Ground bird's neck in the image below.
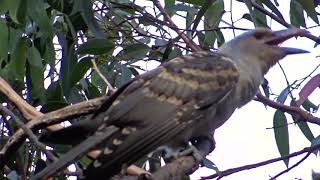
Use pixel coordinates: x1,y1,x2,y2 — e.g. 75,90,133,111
232,57,266,108
217,47,276,108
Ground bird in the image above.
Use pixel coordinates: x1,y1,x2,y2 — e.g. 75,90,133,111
33,28,308,180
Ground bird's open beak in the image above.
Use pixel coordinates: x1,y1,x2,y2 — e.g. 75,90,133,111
265,29,309,55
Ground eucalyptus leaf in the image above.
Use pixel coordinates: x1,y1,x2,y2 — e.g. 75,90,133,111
296,121,315,143
77,39,114,55
26,46,45,100
273,110,290,167
117,44,150,61
10,38,26,81
295,0,319,24
290,0,306,27
0,20,8,63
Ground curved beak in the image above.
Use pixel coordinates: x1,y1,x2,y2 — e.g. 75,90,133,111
265,29,310,55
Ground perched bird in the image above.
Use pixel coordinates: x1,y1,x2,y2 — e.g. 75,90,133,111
33,28,308,180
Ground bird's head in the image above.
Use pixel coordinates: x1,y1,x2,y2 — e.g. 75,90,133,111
218,28,309,72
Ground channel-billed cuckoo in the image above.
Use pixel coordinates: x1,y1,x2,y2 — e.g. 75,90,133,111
33,28,308,179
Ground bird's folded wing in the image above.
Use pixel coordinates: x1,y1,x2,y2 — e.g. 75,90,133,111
83,52,240,178
34,51,240,179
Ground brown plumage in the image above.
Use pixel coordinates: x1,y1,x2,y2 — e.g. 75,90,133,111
33,28,308,180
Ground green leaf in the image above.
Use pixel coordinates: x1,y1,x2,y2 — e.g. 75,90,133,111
252,3,268,27
77,39,114,55
45,81,64,102
69,57,92,89
202,158,220,172
0,20,9,63
261,78,270,98
116,65,132,87
164,0,176,16
276,87,290,104
26,46,44,99
117,44,150,60
198,31,216,49
160,42,173,62
60,44,77,98
243,1,268,27
8,28,23,53
83,81,101,99
176,0,206,6
302,99,319,113
186,7,196,38
290,0,306,27
0,0,10,13
77,0,104,38
168,47,182,60
10,38,26,81
79,155,93,168
9,0,27,24
205,0,224,27
214,30,225,47
43,39,56,66
27,0,54,38
310,135,320,155
273,110,290,167
259,0,284,20
296,121,315,142
41,101,69,113
42,81,68,112
296,0,319,24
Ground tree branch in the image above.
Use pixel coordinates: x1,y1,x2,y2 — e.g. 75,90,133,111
270,152,312,179
255,93,320,125
0,96,107,168
202,143,320,179
0,104,57,162
0,76,62,131
91,58,116,92
153,0,202,52
151,135,213,180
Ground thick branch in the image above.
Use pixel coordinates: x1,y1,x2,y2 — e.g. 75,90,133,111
0,76,61,130
0,96,106,168
152,136,213,180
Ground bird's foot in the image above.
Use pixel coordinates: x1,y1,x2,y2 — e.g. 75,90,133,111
177,145,204,163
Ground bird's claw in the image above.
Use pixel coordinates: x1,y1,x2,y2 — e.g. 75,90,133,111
177,145,204,163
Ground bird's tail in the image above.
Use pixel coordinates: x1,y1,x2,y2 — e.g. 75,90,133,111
30,126,119,180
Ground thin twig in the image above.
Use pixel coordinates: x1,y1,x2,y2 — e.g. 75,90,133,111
0,104,57,161
277,62,294,99
251,1,292,28
191,0,214,35
202,143,320,179
91,58,116,92
153,0,202,52
230,0,236,37
270,152,312,179
0,76,61,131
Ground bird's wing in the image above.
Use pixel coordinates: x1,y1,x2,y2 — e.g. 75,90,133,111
83,51,239,179
32,51,239,180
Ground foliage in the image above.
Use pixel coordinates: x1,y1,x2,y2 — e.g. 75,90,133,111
0,0,319,179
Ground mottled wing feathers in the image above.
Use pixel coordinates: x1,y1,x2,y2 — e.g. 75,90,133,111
157,51,239,109
82,51,239,179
